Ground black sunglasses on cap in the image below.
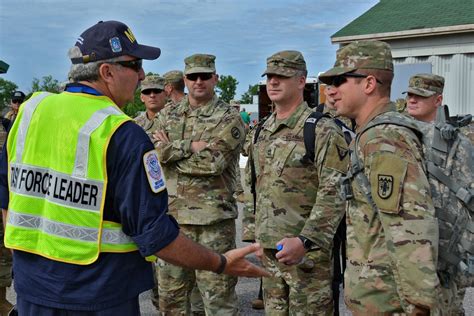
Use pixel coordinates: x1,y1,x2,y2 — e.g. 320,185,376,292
185,73,213,81
109,59,143,72
331,73,383,87
142,88,163,95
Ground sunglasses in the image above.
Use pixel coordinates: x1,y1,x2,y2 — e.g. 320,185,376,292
185,73,213,81
12,99,23,104
331,73,383,87
110,59,143,72
142,88,163,95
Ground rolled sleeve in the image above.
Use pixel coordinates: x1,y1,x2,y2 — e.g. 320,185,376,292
105,122,180,257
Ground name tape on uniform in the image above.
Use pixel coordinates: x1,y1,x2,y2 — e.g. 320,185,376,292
10,163,103,212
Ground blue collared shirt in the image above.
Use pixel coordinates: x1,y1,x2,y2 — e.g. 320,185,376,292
0,84,179,310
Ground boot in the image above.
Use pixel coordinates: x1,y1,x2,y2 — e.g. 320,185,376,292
0,287,13,315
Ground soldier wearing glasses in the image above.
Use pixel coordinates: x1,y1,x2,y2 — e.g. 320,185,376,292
319,40,443,315
0,22,267,315
135,74,167,140
154,54,245,316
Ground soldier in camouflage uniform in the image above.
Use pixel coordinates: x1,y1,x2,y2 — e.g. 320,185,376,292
404,73,444,122
134,74,167,140
248,50,348,315
403,73,470,315
134,74,167,310
163,70,185,110
154,54,245,316
319,41,445,315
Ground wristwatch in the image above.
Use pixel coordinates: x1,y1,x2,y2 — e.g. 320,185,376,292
298,235,315,250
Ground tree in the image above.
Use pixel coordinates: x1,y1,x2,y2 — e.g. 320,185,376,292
240,84,258,104
216,75,238,103
0,78,18,111
31,75,61,93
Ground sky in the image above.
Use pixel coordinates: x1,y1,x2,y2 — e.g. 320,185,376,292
0,0,379,99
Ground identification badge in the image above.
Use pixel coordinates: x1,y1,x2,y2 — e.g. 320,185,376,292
143,150,166,193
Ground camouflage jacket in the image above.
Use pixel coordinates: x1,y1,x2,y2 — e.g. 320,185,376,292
345,103,440,314
134,111,160,141
250,102,348,250
155,95,245,225
460,121,474,144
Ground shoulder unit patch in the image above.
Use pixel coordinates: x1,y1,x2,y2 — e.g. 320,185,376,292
143,150,166,193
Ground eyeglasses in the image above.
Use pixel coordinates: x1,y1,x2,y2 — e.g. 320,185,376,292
12,99,23,104
331,73,383,87
142,88,163,95
110,59,143,72
185,73,213,81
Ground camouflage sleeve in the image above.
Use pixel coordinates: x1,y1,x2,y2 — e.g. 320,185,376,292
174,111,245,176
154,110,193,163
300,122,348,251
363,127,440,310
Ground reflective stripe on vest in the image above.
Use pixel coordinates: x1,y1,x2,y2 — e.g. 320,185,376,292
5,92,136,265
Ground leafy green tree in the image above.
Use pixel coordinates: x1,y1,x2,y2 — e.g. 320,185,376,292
31,75,61,93
0,78,18,111
216,75,238,103
240,84,258,104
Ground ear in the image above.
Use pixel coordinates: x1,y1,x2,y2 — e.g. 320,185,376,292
297,76,306,89
435,94,443,106
364,75,378,94
98,63,114,83
140,94,145,102
214,73,219,82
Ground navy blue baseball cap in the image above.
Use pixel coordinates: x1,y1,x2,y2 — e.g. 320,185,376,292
71,20,161,64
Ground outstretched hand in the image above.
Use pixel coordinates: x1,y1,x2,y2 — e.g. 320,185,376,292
223,243,271,277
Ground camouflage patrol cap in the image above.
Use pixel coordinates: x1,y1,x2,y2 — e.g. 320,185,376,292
319,40,393,84
262,50,306,77
163,70,184,84
184,54,216,75
404,73,444,97
140,75,165,92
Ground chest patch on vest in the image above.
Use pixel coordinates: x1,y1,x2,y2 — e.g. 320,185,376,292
143,150,166,193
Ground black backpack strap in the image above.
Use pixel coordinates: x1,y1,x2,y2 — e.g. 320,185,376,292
250,115,271,213
315,103,325,113
301,111,328,165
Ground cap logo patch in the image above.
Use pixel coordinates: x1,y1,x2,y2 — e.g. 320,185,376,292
124,28,136,43
143,150,166,193
109,37,122,53
377,175,393,199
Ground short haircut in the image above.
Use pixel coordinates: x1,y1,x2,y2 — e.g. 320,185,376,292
356,69,393,96
68,46,123,82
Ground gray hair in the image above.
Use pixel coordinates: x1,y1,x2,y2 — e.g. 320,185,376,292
67,46,122,82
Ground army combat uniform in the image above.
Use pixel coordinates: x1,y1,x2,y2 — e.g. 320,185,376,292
345,104,442,314
134,111,160,139
250,101,348,315
155,94,244,315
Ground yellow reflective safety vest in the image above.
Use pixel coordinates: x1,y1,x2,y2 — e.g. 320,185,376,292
5,91,139,265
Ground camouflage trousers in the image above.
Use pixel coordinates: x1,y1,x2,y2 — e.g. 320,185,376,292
262,248,333,316
158,219,238,316
0,221,12,288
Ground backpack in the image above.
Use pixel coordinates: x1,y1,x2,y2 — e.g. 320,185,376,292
301,107,355,316
345,105,474,288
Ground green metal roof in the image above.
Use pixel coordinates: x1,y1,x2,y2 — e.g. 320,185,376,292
0,60,9,74
333,0,474,39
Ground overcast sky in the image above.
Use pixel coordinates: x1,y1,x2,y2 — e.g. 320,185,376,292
0,0,378,98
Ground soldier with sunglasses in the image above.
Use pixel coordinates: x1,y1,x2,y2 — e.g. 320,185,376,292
135,74,167,140
154,54,245,316
319,40,443,315
0,21,268,315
